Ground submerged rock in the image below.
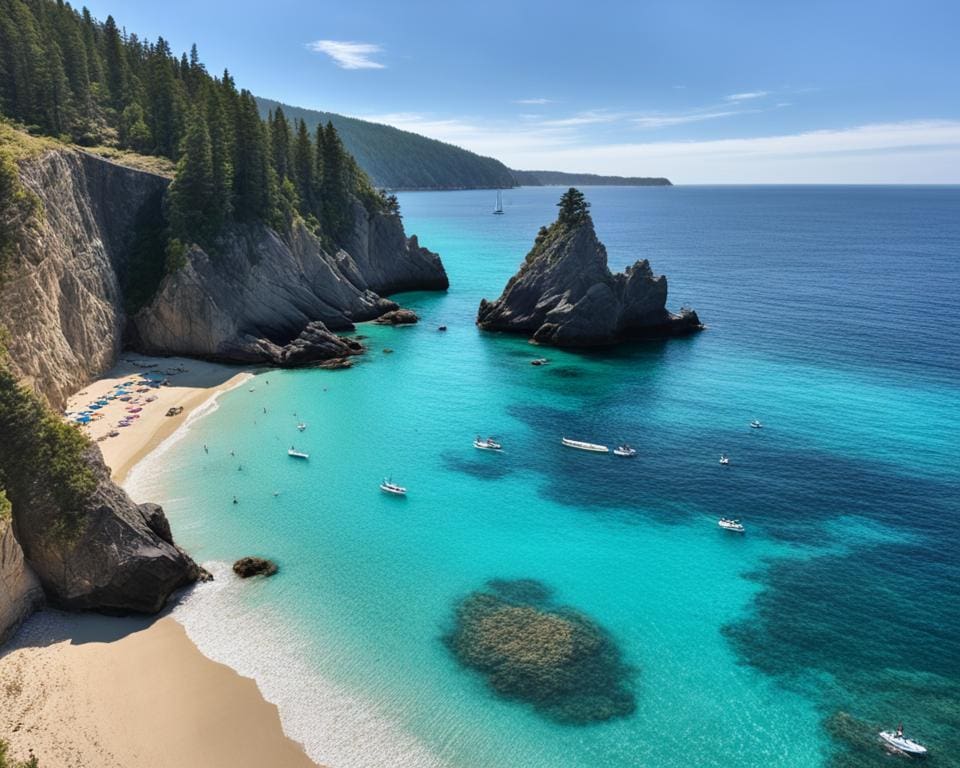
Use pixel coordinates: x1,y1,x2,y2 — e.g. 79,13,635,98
445,578,635,724
373,308,419,326
477,189,702,347
233,557,278,578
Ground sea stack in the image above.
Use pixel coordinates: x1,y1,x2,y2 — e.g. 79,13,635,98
477,188,702,346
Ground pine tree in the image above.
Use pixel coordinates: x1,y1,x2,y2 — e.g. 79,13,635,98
270,107,292,183
166,106,215,244
556,188,590,227
292,118,314,212
320,121,349,241
102,15,128,112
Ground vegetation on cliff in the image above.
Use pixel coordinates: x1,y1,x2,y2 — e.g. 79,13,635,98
0,0,389,251
0,128,42,282
0,342,95,537
445,579,635,724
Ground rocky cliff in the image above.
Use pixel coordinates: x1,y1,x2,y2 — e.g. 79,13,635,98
0,149,169,409
133,200,446,362
477,216,701,347
0,145,447,404
0,516,43,645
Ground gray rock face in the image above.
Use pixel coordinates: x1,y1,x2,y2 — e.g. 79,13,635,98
477,219,701,346
10,446,201,614
0,150,169,409
0,517,44,645
133,212,446,362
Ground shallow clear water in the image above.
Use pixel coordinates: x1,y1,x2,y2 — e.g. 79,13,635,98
129,185,960,768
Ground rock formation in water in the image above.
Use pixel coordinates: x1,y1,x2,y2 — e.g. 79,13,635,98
477,189,701,347
373,308,419,326
233,557,279,578
7,446,203,614
445,578,635,724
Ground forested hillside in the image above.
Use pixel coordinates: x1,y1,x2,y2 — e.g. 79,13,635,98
0,0,389,251
257,97,517,191
510,170,671,187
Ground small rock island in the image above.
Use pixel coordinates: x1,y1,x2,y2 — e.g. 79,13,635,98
477,188,702,346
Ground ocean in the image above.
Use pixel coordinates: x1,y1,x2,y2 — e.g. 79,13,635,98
127,185,960,768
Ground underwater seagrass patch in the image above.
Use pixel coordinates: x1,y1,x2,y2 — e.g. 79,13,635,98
444,578,636,724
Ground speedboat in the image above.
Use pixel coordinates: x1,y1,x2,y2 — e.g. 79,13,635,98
297,422,307,432
380,479,407,496
613,444,637,457
474,436,503,451
562,437,610,453
879,727,928,756
287,447,309,459
719,454,730,465
718,518,745,533
750,420,763,429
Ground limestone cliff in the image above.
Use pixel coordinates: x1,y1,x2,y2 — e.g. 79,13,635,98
0,145,447,405
0,150,168,409
477,216,701,346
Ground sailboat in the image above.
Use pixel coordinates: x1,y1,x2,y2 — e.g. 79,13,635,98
493,189,504,215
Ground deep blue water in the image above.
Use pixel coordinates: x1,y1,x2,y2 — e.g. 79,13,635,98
130,185,960,767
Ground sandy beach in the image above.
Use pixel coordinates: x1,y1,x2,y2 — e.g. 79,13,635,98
1,355,321,768
64,354,253,484
0,613,318,768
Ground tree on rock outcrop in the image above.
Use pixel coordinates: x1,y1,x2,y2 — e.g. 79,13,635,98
557,187,591,227
167,107,215,244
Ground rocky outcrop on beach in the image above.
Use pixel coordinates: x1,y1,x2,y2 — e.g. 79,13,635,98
477,190,701,347
445,579,635,724
233,557,278,578
0,143,447,407
0,516,44,645
9,446,202,614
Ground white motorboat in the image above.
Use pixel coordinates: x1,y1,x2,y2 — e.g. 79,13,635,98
750,420,763,429
562,437,610,453
879,727,928,756
474,436,503,450
718,518,745,533
380,478,407,496
297,422,307,431
719,454,730,465
287,447,309,459
613,444,637,457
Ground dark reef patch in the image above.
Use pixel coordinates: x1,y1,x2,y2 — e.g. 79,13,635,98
442,454,513,481
444,578,635,725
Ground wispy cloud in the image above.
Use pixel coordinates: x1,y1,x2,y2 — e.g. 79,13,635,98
725,90,769,102
514,98,554,105
632,109,753,129
306,40,385,70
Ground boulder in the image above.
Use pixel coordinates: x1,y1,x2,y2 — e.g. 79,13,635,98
10,446,202,613
477,194,702,347
373,308,419,326
273,321,363,366
232,557,278,578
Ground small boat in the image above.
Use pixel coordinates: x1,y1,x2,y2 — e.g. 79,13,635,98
474,436,503,451
297,422,307,432
719,454,730,465
531,358,549,366
718,518,745,533
380,478,407,496
287,447,310,459
613,444,637,457
562,437,610,453
438,325,447,332
750,420,763,429
879,725,928,756
493,189,504,215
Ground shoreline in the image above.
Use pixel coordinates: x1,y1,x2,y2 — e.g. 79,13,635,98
1,355,322,768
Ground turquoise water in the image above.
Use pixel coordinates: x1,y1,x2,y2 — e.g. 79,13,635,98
129,186,960,767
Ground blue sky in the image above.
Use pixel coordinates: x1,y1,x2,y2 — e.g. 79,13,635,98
84,0,960,182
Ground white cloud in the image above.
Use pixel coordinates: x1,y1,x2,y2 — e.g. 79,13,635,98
514,98,554,105
306,40,385,70
725,91,769,102
632,109,752,129
352,112,960,183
